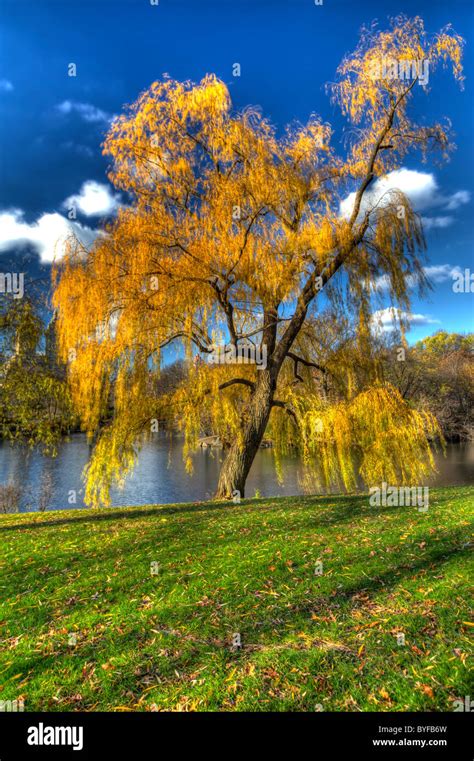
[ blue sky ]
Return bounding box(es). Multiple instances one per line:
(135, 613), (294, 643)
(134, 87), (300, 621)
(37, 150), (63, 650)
(0, 0), (473, 342)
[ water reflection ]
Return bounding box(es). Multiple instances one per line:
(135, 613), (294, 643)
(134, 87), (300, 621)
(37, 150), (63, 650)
(0, 434), (472, 512)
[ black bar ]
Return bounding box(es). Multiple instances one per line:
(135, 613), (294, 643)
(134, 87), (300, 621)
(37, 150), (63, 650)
(0, 711), (471, 759)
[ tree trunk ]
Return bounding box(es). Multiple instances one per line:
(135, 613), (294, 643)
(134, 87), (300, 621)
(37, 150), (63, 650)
(215, 368), (276, 500)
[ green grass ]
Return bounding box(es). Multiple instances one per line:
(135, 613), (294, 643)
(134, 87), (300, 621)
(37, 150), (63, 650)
(0, 486), (472, 712)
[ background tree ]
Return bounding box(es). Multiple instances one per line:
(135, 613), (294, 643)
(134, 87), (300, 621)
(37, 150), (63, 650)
(53, 16), (463, 506)
(298, 325), (474, 443)
(0, 297), (75, 452)
(411, 332), (474, 441)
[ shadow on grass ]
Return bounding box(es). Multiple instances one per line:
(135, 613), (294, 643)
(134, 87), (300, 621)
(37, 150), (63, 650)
(0, 486), (465, 535)
(3, 538), (469, 711)
(0, 494), (369, 533)
(149, 533), (471, 640)
(0, 501), (237, 533)
(1, 496), (467, 602)
(0, 500), (435, 594)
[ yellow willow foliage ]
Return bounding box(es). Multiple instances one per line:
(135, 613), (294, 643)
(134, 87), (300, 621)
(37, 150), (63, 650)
(168, 363), (251, 472)
(271, 384), (444, 493)
(51, 16), (462, 506)
(328, 15), (464, 176)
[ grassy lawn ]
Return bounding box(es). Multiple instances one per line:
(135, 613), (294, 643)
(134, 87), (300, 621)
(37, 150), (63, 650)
(0, 486), (472, 712)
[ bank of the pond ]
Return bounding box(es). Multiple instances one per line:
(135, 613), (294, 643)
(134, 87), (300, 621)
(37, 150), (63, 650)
(0, 486), (472, 711)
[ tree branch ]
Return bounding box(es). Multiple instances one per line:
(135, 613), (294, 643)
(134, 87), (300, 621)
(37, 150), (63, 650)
(287, 351), (327, 380)
(158, 331), (212, 354)
(272, 399), (298, 423)
(203, 378), (256, 397)
(272, 80), (418, 370)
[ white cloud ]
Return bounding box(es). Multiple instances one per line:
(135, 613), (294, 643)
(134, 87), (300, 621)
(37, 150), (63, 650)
(62, 180), (120, 217)
(339, 168), (470, 229)
(374, 263), (463, 291)
(0, 180), (118, 265)
(55, 100), (115, 124)
(445, 191), (470, 211)
(0, 209), (97, 263)
(371, 307), (440, 332)
(422, 264), (463, 282)
(421, 216), (453, 230)
(0, 79), (13, 92)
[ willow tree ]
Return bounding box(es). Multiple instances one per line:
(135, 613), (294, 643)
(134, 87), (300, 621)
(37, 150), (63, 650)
(53, 16), (463, 506)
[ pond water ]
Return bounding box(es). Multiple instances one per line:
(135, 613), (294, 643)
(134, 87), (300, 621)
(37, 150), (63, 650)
(0, 434), (473, 513)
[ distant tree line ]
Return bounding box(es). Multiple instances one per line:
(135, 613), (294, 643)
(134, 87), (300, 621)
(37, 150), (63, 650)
(380, 331), (474, 442)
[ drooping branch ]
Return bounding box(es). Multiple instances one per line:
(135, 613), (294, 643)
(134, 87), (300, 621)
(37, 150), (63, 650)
(272, 225), (368, 369)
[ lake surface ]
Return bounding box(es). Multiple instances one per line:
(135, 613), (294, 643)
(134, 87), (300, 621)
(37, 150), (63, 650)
(0, 434), (473, 512)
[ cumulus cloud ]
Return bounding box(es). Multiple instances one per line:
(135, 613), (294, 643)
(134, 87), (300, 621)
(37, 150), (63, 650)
(55, 100), (115, 124)
(339, 168), (470, 229)
(371, 307), (440, 332)
(0, 180), (118, 264)
(62, 180), (121, 217)
(0, 79), (13, 92)
(0, 209), (97, 263)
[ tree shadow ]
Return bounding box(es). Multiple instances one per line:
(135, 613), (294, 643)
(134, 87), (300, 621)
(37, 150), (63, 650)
(0, 488), (463, 534)
(1, 528), (469, 710)
(0, 500), (239, 533)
